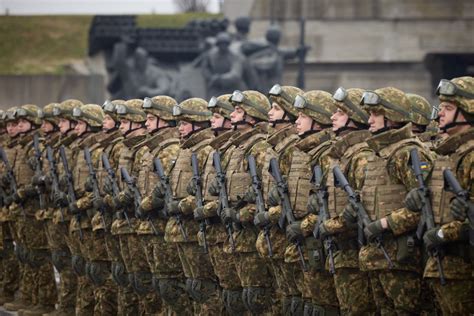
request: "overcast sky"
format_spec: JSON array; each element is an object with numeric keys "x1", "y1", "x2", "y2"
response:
[{"x1": 0, "y1": 0, "x2": 221, "y2": 15}]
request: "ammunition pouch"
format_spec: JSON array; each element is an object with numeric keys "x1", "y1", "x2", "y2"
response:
[
  {"x1": 443, "y1": 242, "x2": 471, "y2": 262},
  {"x1": 395, "y1": 233, "x2": 418, "y2": 263},
  {"x1": 334, "y1": 238, "x2": 359, "y2": 251},
  {"x1": 157, "y1": 278, "x2": 187, "y2": 304},
  {"x1": 185, "y1": 278, "x2": 218, "y2": 303},
  {"x1": 222, "y1": 289, "x2": 246, "y2": 315},
  {"x1": 129, "y1": 271, "x2": 153, "y2": 296},
  {"x1": 290, "y1": 296, "x2": 304, "y2": 316},
  {"x1": 26, "y1": 249, "x2": 49, "y2": 269},
  {"x1": 71, "y1": 254, "x2": 87, "y2": 276},
  {"x1": 111, "y1": 261, "x2": 129, "y2": 287},
  {"x1": 87, "y1": 260, "x2": 110, "y2": 286},
  {"x1": 242, "y1": 287, "x2": 271, "y2": 314},
  {"x1": 306, "y1": 237, "x2": 324, "y2": 269},
  {"x1": 310, "y1": 304, "x2": 339, "y2": 316},
  {"x1": 51, "y1": 250, "x2": 70, "y2": 272}
]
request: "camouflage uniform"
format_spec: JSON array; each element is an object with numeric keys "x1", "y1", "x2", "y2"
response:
[
  {"x1": 220, "y1": 90, "x2": 276, "y2": 314},
  {"x1": 359, "y1": 87, "x2": 434, "y2": 315},
  {"x1": 280, "y1": 90, "x2": 339, "y2": 315},
  {"x1": 164, "y1": 98, "x2": 218, "y2": 315}
]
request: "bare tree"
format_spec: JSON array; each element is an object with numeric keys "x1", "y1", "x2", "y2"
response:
[{"x1": 175, "y1": 0, "x2": 210, "y2": 12}]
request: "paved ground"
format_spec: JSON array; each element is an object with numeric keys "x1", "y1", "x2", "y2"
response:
[{"x1": 0, "y1": 307, "x2": 16, "y2": 315}]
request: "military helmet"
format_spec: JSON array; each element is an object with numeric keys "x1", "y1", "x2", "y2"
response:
[
  {"x1": 38, "y1": 103, "x2": 60, "y2": 126},
  {"x1": 116, "y1": 99, "x2": 146, "y2": 123},
  {"x1": 0, "y1": 110, "x2": 5, "y2": 128},
  {"x1": 436, "y1": 76, "x2": 474, "y2": 114},
  {"x1": 406, "y1": 93, "x2": 432, "y2": 126},
  {"x1": 360, "y1": 87, "x2": 412, "y2": 123},
  {"x1": 173, "y1": 98, "x2": 211, "y2": 122},
  {"x1": 143, "y1": 96, "x2": 177, "y2": 121},
  {"x1": 54, "y1": 99, "x2": 83, "y2": 121},
  {"x1": 230, "y1": 90, "x2": 270, "y2": 121},
  {"x1": 208, "y1": 94, "x2": 233, "y2": 119},
  {"x1": 15, "y1": 104, "x2": 42, "y2": 126},
  {"x1": 102, "y1": 99, "x2": 126, "y2": 122},
  {"x1": 72, "y1": 104, "x2": 104, "y2": 128},
  {"x1": 5, "y1": 107, "x2": 18, "y2": 123},
  {"x1": 268, "y1": 84, "x2": 304, "y2": 118},
  {"x1": 294, "y1": 90, "x2": 337, "y2": 126},
  {"x1": 332, "y1": 87, "x2": 369, "y2": 125}
]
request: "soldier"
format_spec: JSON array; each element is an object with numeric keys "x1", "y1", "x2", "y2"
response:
[
  {"x1": 192, "y1": 94, "x2": 245, "y2": 314},
  {"x1": 406, "y1": 76, "x2": 474, "y2": 315},
  {"x1": 280, "y1": 90, "x2": 339, "y2": 315},
  {"x1": 219, "y1": 90, "x2": 275, "y2": 314},
  {"x1": 163, "y1": 97, "x2": 217, "y2": 314},
  {"x1": 0, "y1": 107, "x2": 20, "y2": 307},
  {"x1": 407, "y1": 93, "x2": 439, "y2": 148},
  {"x1": 2, "y1": 105, "x2": 57, "y2": 316},
  {"x1": 252, "y1": 84, "x2": 303, "y2": 315},
  {"x1": 353, "y1": 87, "x2": 434, "y2": 314}
]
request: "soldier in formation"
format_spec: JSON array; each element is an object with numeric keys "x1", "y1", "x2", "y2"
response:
[{"x1": 0, "y1": 76, "x2": 472, "y2": 316}]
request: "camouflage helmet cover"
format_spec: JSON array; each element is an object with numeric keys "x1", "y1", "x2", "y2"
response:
[
  {"x1": 102, "y1": 99, "x2": 126, "y2": 122},
  {"x1": 173, "y1": 98, "x2": 211, "y2": 122},
  {"x1": 5, "y1": 107, "x2": 18, "y2": 123},
  {"x1": 208, "y1": 94, "x2": 233, "y2": 119},
  {"x1": 143, "y1": 95, "x2": 177, "y2": 121},
  {"x1": 38, "y1": 103, "x2": 60, "y2": 125},
  {"x1": 332, "y1": 87, "x2": 369, "y2": 125},
  {"x1": 437, "y1": 76, "x2": 474, "y2": 114},
  {"x1": 54, "y1": 99, "x2": 83, "y2": 121},
  {"x1": 116, "y1": 99, "x2": 146, "y2": 123},
  {"x1": 361, "y1": 87, "x2": 412, "y2": 123},
  {"x1": 294, "y1": 90, "x2": 338, "y2": 126},
  {"x1": 268, "y1": 85, "x2": 304, "y2": 117},
  {"x1": 230, "y1": 90, "x2": 270, "y2": 121},
  {"x1": 16, "y1": 104, "x2": 42, "y2": 126},
  {"x1": 73, "y1": 104, "x2": 104, "y2": 128},
  {"x1": 406, "y1": 93, "x2": 432, "y2": 126}
]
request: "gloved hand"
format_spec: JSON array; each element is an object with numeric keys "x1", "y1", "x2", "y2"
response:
[
  {"x1": 220, "y1": 207, "x2": 238, "y2": 225},
  {"x1": 92, "y1": 196, "x2": 105, "y2": 211},
  {"x1": 193, "y1": 206, "x2": 206, "y2": 221},
  {"x1": 364, "y1": 219, "x2": 385, "y2": 242},
  {"x1": 342, "y1": 203, "x2": 358, "y2": 224},
  {"x1": 32, "y1": 174, "x2": 50, "y2": 187},
  {"x1": 0, "y1": 174, "x2": 10, "y2": 188},
  {"x1": 115, "y1": 188, "x2": 134, "y2": 208},
  {"x1": 404, "y1": 188, "x2": 424, "y2": 212},
  {"x1": 318, "y1": 223, "x2": 331, "y2": 239},
  {"x1": 19, "y1": 185, "x2": 39, "y2": 199},
  {"x1": 3, "y1": 195, "x2": 14, "y2": 207},
  {"x1": 84, "y1": 176, "x2": 94, "y2": 192},
  {"x1": 450, "y1": 197, "x2": 469, "y2": 221},
  {"x1": 27, "y1": 156, "x2": 38, "y2": 171},
  {"x1": 208, "y1": 178, "x2": 220, "y2": 196},
  {"x1": 243, "y1": 188, "x2": 256, "y2": 204},
  {"x1": 267, "y1": 186, "x2": 281, "y2": 207},
  {"x1": 152, "y1": 182, "x2": 166, "y2": 199},
  {"x1": 166, "y1": 200, "x2": 180, "y2": 216},
  {"x1": 286, "y1": 222, "x2": 304, "y2": 243},
  {"x1": 53, "y1": 191, "x2": 69, "y2": 208},
  {"x1": 103, "y1": 177, "x2": 114, "y2": 196},
  {"x1": 186, "y1": 180, "x2": 197, "y2": 196},
  {"x1": 307, "y1": 194, "x2": 320, "y2": 214},
  {"x1": 253, "y1": 212, "x2": 270, "y2": 228},
  {"x1": 58, "y1": 175, "x2": 68, "y2": 189},
  {"x1": 423, "y1": 228, "x2": 444, "y2": 251},
  {"x1": 68, "y1": 202, "x2": 80, "y2": 215}
]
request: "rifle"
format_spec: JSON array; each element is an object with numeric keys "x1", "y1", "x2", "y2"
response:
[
  {"x1": 191, "y1": 153, "x2": 207, "y2": 252},
  {"x1": 443, "y1": 168, "x2": 474, "y2": 247},
  {"x1": 59, "y1": 145, "x2": 82, "y2": 240},
  {"x1": 409, "y1": 148, "x2": 445, "y2": 285},
  {"x1": 333, "y1": 165, "x2": 393, "y2": 268},
  {"x1": 212, "y1": 151, "x2": 236, "y2": 252},
  {"x1": 46, "y1": 146, "x2": 65, "y2": 222},
  {"x1": 248, "y1": 154, "x2": 273, "y2": 257},
  {"x1": 102, "y1": 153, "x2": 131, "y2": 228},
  {"x1": 268, "y1": 157, "x2": 307, "y2": 271},
  {"x1": 32, "y1": 133, "x2": 45, "y2": 210},
  {"x1": 84, "y1": 147, "x2": 107, "y2": 231},
  {"x1": 0, "y1": 147, "x2": 26, "y2": 217},
  {"x1": 153, "y1": 157, "x2": 186, "y2": 239},
  {"x1": 311, "y1": 165, "x2": 335, "y2": 274}
]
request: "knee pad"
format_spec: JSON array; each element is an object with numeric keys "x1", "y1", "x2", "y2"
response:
[
  {"x1": 158, "y1": 278, "x2": 187, "y2": 304},
  {"x1": 243, "y1": 287, "x2": 271, "y2": 314},
  {"x1": 111, "y1": 261, "x2": 129, "y2": 287},
  {"x1": 87, "y1": 261, "x2": 109, "y2": 286},
  {"x1": 222, "y1": 289, "x2": 246, "y2": 315},
  {"x1": 130, "y1": 271, "x2": 153, "y2": 296},
  {"x1": 71, "y1": 254, "x2": 86, "y2": 276},
  {"x1": 186, "y1": 278, "x2": 218, "y2": 303},
  {"x1": 290, "y1": 296, "x2": 304, "y2": 316},
  {"x1": 51, "y1": 250, "x2": 69, "y2": 272}
]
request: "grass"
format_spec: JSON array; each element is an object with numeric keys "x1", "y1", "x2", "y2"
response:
[{"x1": 0, "y1": 13, "x2": 221, "y2": 75}]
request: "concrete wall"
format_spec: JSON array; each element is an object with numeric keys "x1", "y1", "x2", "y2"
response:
[{"x1": 0, "y1": 74, "x2": 105, "y2": 109}]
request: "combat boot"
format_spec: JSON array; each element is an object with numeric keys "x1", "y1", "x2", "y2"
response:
[
  {"x1": 4, "y1": 298, "x2": 33, "y2": 311},
  {"x1": 20, "y1": 304, "x2": 55, "y2": 316}
]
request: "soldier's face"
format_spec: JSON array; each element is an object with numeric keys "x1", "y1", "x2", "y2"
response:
[
  {"x1": 41, "y1": 120, "x2": 54, "y2": 134},
  {"x1": 438, "y1": 101, "x2": 466, "y2": 130},
  {"x1": 145, "y1": 114, "x2": 159, "y2": 132},
  {"x1": 119, "y1": 119, "x2": 131, "y2": 135},
  {"x1": 295, "y1": 112, "x2": 314, "y2": 135},
  {"x1": 58, "y1": 118, "x2": 75, "y2": 134},
  {"x1": 74, "y1": 120, "x2": 88, "y2": 136},
  {"x1": 368, "y1": 111, "x2": 385, "y2": 133},
  {"x1": 103, "y1": 115, "x2": 116, "y2": 131},
  {"x1": 268, "y1": 103, "x2": 285, "y2": 123},
  {"x1": 331, "y1": 109, "x2": 349, "y2": 132},
  {"x1": 178, "y1": 120, "x2": 194, "y2": 138},
  {"x1": 6, "y1": 122, "x2": 18, "y2": 137},
  {"x1": 210, "y1": 113, "x2": 228, "y2": 130},
  {"x1": 16, "y1": 118, "x2": 32, "y2": 133}
]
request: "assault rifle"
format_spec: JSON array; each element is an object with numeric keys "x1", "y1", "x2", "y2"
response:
[
  {"x1": 192, "y1": 153, "x2": 207, "y2": 252},
  {"x1": 84, "y1": 147, "x2": 107, "y2": 231},
  {"x1": 32, "y1": 133, "x2": 45, "y2": 210},
  {"x1": 443, "y1": 168, "x2": 474, "y2": 247},
  {"x1": 311, "y1": 165, "x2": 335, "y2": 274},
  {"x1": 333, "y1": 165, "x2": 393, "y2": 268},
  {"x1": 268, "y1": 157, "x2": 307, "y2": 271},
  {"x1": 60, "y1": 145, "x2": 82, "y2": 240},
  {"x1": 248, "y1": 154, "x2": 273, "y2": 257},
  {"x1": 0, "y1": 147, "x2": 25, "y2": 217},
  {"x1": 102, "y1": 153, "x2": 131, "y2": 228},
  {"x1": 46, "y1": 146, "x2": 65, "y2": 222}
]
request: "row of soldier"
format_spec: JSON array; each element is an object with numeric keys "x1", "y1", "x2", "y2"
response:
[{"x1": 0, "y1": 76, "x2": 472, "y2": 316}]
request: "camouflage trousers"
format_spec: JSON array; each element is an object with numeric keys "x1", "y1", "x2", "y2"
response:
[
  {"x1": 302, "y1": 266, "x2": 339, "y2": 314},
  {"x1": 0, "y1": 226, "x2": 19, "y2": 299},
  {"x1": 270, "y1": 259, "x2": 302, "y2": 315},
  {"x1": 368, "y1": 270, "x2": 421, "y2": 315},
  {"x1": 428, "y1": 277, "x2": 474, "y2": 315},
  {"x1": 333, "y1": 267, "x2": 376, "y2": 315},
  {"x1": 117, "y1": 284, "x2": 139, "y2": 316},
  {"x1": 176, "y1": 241, "x2": 222, "y2": 315},
  {"x1": 93, "y1": 277, "x2": 117, "y2": 316}
]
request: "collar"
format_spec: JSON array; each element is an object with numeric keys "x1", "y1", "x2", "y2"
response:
[
  {"x1": 366, "y1": 123, "x2": 413, "y2": 153},
  {"x1": 181, "y1": 128, "x2": 214, "y2": 149},
  {"x1": 435, "y1": 127, "x2": 474, "y2": 156},
  {"x1": 328, "y1": 129, "x2": 372, "y2": 159},
  {"x1": 295, "y1": 129, "x2": 334, "y2": 152}
]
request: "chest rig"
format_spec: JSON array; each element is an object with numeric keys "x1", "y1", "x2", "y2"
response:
[
  {"x1": 14, "y1": 134, "x2": 35, "y2": 187},
  {"x1": 71, "y1": 133, "x2": 100, "y2": 198}
]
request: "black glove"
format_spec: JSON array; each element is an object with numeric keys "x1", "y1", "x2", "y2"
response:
[
  {"x1": 3, "y1": 195, "x2": 14, "y2": 207},
  {"x1": 0, "y1": 175, "x2": 10, "y2": 188},
  {"x1": 53, "y1": 191, "x2": 69, "y2": 207},
  {"x1": 450, "y1": 197, "x2": 469, "y2": 221},
  {"x1": 103, "y1": 177, "x2": 114, "y2": 196},
  {"x1": 286, "y1": 222, "x2": 304, "y2": 243},
  {"x1": 423, "y1": 228, "x2": 444, "y2": 251},
  {"x1": 208, "y1": 178, "x2": 220, "y2": 196},
  {"x1": 307, "y1": 194, "x2": 320, "y2": 214},
  {"x1": 32, "y1": 174, "x2": 50, "y2": 187},
  {"x1": 193, "y1": 206, "x2": 206, "y2": 221},
  {"x1": 21, "y1": 185, "x2": 39, "y2": 199},
  {"x1": 69, "y1": 202, "x2": 80, "y2": 215},
  {"x1": 342, "y1": 203, "x2": 358, "y2": 224},
  {"x1": 150, "y1": 185, "x2": 165, "y2": 210},
  {"x1": 58, "y1": 175, "x2": 68, "y2": 189},
  {"x1": 186, "y1": 180, "x2": 197, "y2": 196},
  {"x1": 84, "y1": 176, "x2": 94, "y2": 193},
  {"x1": 243, "y1": 188, "x2": 256, "y2": 204},
  {"x1": 364, "y1": 220, "x2": 385, "y2": 243},
  {"x1": 166, "y1": 200, "x2": 180, "y2": 216},
  {"x1": 27, "y1": 156, "x2": 38, "y2": 171},
  {"x1": 318, "y1": 223, "x2": 331, "y2": 239},
  {"x1": 220, "y1": 207, "x2": 238, "y2": 225},
  {"x1": 267, "y1": 186, "x2": 281, "y2": 207},
  {"x1": 92, "y1": 196, "x2": 105, "y2": 211},
  {"x1": 404, "y1": 188, "x2": 424, "y2": 212},
  {"x1": 115, "y1": 188, "x2": 134, "y2": 208},
  {"x1": 253, "y1": 212, "x2": 270, "y2": 228}
]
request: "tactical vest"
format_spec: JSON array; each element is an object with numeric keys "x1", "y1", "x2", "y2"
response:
[
  {"x1": 2, "y1": 139, "x2": 18, "y2": 192},
  {"x1": 96, "y1": 131, "x2": 123, "y2": 192},
  {"x1": 117, "y1": 134, "x2": 147, "y2": 190},
  {"x1": 71, "y1": 134, "x2": 100, "y2": 199},
  {"x1": 287, "y1": 131, "x2": 332, "y2": 219},
  {"x1": 171, "y1": 129, "x2": 214, "y2": 199},
  {"x1": 13, "y1": 135, "x2": 35, "y2": 188},
  {"x1": 361, "y1": 138, "x2": 424, "y2": 221},
  {"x1": 225, "y1": 129, "x2": 266, "y2": 203}
]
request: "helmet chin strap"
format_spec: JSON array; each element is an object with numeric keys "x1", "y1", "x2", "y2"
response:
[
  {"x1": 231, "y1": 113, "x2": 252, "y2": 130},
  {"x1": 123, "y1": 122, "x2": 144, "y2": 137},
  {"x1": 213, "y1": 118, "x2": 231, "y2": 135},
  {"x1": 335, "y1": 118, "x2": 359, "y2": 136},
  {"x1": 270, "y1": 113, "x2": 291, "y2": 127},
  {"x1": 440, "y1": 107, "x2": 473, "y2": 132},
  {"x1": 372, "y1": 117, "x2": 391, "y2": 135}
]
